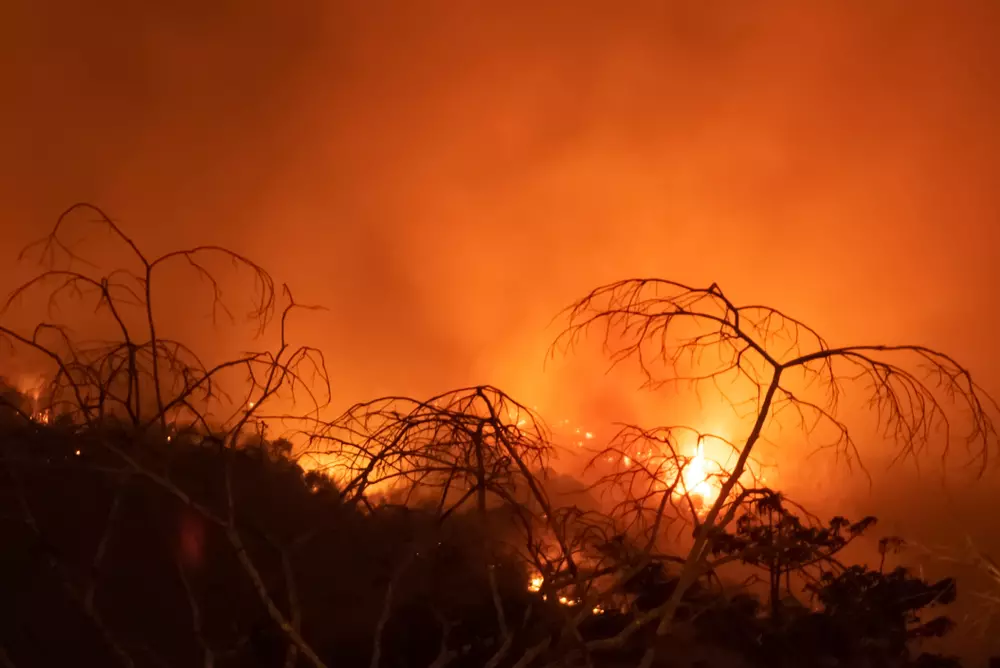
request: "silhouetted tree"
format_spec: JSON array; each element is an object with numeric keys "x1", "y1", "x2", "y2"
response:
[
  {"x1": 549, "y1": 278, "x2": 998, "y2": 666},
  {"x1": 692, "y1": 502, "x2": 961, "y2": 668},
  {"x1": 0, "y1": 204, "x2": 333, "y2": 666},
  {"x1": 708, "y1": 489, "x2": 875, "y2": 622}
]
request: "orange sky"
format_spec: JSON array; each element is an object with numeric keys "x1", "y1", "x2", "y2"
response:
[{"x1": 4, "y1": 2, "x2": 1000, "y2": 641}]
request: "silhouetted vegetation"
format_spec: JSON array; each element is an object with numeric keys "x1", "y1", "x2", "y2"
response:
[
  {"x1": 0, "y1": 407, "x2": 968, "y2": 667},
  {"x1": 1, "y1": 205, "x2": 996, "y2": 666}
]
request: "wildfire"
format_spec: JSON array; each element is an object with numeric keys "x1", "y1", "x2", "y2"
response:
[
  {"x1": 12, "y1": 374, "x2": 51, "y2": 424},
  {"x1": 8, "y1": 372, "x2": 764, "y2": 517},
  {"x1": 525, "y1": 572, "x2": 594, "y2": 611},
  {"x1": 675, "y1": 440, "x2": 720, "y2": 506},
  {"x1": 601, "y1": 431, "x2": 767, "y2": 514}
]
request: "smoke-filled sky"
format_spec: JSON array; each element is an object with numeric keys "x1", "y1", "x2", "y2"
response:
[{"x1": 4, "y1": 0, "x2": 1000, "y2": 630}]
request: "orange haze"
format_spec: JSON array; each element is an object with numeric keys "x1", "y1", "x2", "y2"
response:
[{"x1": 4, "y1": 1, "x2": 1000, "y2": 659}]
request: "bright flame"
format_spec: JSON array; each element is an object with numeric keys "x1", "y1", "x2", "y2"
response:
[
  {"x1": 527, "y1": 573, "x2": 582, "y2": 608},
  {"x1": 675, "y1": 440, "x2": 721, "y2": 507}
]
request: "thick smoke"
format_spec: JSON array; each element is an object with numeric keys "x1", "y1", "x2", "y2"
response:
[{"x1": 4, "y1": 3, "x2": 1000, "y2": 656}]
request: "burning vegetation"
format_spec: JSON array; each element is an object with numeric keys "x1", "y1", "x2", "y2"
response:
[{"x1": 1, "y1": 204, "x2": 998, "y2": 667}]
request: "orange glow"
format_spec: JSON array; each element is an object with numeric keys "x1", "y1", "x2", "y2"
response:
[
  {"x1": 674, "y1": 440, "x2": 721, "y2": 507},
  {"x1": 527, "y1": 572, "x2": 598, "y2": 612},
  {"x1": 596, "y1": 423, "x2": 767, "y2": 515},
  {"x1": 5, "y1": 7, "x2": 999, "y2": 661},
  {"x1": 297, "y1": 451, "x2": 385, "y2": 489},
  {"x1": 2, "y1": 0, "x2": 996, "y2": 558}
]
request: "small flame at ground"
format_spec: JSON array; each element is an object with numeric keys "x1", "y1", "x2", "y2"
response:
[{"x1": 527, "y1": 573, "x2": 595, "y2": 610}]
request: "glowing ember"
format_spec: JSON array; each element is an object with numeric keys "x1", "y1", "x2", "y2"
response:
[{"x1": 527, "y1": 574, "x2": 594, "y2": 610}]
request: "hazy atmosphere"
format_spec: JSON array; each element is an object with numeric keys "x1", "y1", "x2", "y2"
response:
[{"x1": 3, "y1": 2, "x2": 1000, "y2": 666}]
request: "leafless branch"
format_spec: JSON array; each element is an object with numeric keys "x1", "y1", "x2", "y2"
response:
[
  {"x1": 5, "y1": 464, "x2": 136, "y2": 668},
  {"x1": 370, "y1": 548, "x2": 419, "y2": 668},
  {"x1": 549, "y1": 277, "x2": 999, "y2": 660},
  {"x1": 175, "y1": 558, "x2": 216, "y2": 668}
]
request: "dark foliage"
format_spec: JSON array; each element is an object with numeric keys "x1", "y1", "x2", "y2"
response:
[
  {"x1": 0, "y1": 413, "x2": 565, "y2": 667},
  {"x1": 0, "y1": 409, "x2": 967, "y2": 668},
  {"x1": 696, "y1": 495, "x2": 962, "y2": 668}
]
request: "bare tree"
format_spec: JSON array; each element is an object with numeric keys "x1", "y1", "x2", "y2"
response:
[
  {"x1": 0, "y1": 204, "x2": 332, "y2": 667},
  {"x1": 0, "y1": 205, "x2": 592, "y2": 666},
  {"x1": 296, "y1": 385, "x2": 598, "y2": 666},
  {"x1": 550, "y1": 278, "x2": 999, "y2": 666},
  {"x1": 0, "y1": 205, "x2": 604, "y2": 668}
]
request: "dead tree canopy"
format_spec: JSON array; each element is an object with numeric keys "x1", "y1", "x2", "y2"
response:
[
  {"x1": 548, "y1": 277, "x2": 998, "y2": 666},
  {"x1": 552, "y1": 278, "x2": 998, "y2": 475}
]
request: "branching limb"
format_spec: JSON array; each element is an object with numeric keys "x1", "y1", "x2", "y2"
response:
[
  {"x1": 83, "y1": 473, "x2": 130, "y2": 613},
  {"x1": 551, "y1": 277, "x2": 999, "y2": 661},
  {"x1": 5, "y1": 465, "x2": 135, "y2": 667},
  {"x1": 175, "y1": 558, "x2": 216, "y2": 668}
]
